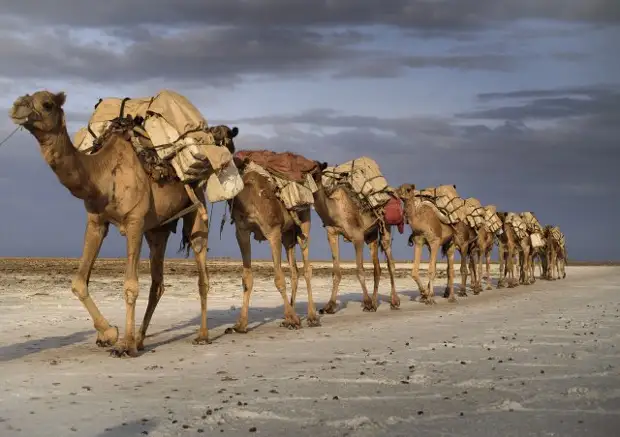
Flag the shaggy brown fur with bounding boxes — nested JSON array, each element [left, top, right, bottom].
[[10, 91, 238, 357]]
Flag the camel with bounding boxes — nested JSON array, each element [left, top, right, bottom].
[[395, 183, 472, 304], [10, 90, 239, 357], [468, 225, 496, 293], [310, 170, 401, 313], [225, 157, 323, 332], [518, 212, 543, 285], [449, 221, 479, 297], [496, 212, 520, 288], [543, 225, 567, 280]]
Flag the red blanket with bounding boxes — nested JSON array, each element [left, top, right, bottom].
[[235, 149, 319, 182], [384, 195, 404, 234]]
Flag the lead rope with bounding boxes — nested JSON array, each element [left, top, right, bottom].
[[0, 126, 21, 148]]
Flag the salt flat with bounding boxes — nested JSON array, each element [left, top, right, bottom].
[[0, 261, 618, 436]]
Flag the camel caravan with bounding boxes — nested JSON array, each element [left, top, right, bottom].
[[8, 89, 568, 357]]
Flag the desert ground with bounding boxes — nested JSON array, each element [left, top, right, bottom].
[[0, 258, 619, 437]]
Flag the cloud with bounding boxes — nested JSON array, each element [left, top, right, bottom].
[[1, 1, 618, 29], [459, 84, 620, 121]]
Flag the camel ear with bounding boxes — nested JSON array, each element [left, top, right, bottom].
[[453, 184, 457, 189], [230, 126, 239, 138], [54, 92, 66, 107]]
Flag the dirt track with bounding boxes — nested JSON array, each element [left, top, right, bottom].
[[0, 260, 619, 436]]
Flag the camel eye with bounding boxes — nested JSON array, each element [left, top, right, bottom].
[[42, 101, 53, 111]]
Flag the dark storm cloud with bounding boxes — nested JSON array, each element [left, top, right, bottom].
[[1, 0, 618, 29], [0, 25, 548, 85], [459, 85, 620, 121], [0, 27, 365, 84], [231, 100, 620, 260]]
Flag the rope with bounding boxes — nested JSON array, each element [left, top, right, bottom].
[[0, 126, 22, 149]]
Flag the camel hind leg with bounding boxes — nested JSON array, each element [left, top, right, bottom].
[[353, 238, 374, 312], [136, 227, 171, 350], [380, 226, 400, 310], [368, 239, 381, 311], [268, 229, 301, 329]]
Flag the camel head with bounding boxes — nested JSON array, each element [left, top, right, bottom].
[[310, 161, 329, 184], [10, 91, 67, 133], [207, 125, 239, 154], [395, 183, 416, 201], [496, 211, 507, 222]]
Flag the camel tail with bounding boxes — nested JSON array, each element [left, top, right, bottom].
[[178, 230, 192, 258], [441, 236, 454, 259]]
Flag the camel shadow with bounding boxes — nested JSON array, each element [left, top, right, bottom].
[[94, 419, 157, 437], [0, 329, 93, 363]]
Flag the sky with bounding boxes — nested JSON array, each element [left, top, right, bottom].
[[0, 1, 618, 262]]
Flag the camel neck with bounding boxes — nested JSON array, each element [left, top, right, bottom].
[[34, 126, 97, 200]]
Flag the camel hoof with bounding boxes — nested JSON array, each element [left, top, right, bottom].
[[96, 326, 119, 347], [362, 304, 377, 312], [319, 302, 337, 315], [457, 292, 468, 298], [497, 283, 505, 289], [109, 344, 138, 358], [390, 298, 401, 310], [307, 317, 321, 327], [508, 283, 517, 289], [448, 296, 457, 303], [192, 337, 211, 345], [362, 298, 376, 312], [280, 317, 301, 330], [423, 297, 436, 306], [563, 273, 566, 279], [225, 324, 248, 334], [486, 285, 493, 291]]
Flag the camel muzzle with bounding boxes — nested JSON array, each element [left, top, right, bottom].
[[9, 96, 34, 126]]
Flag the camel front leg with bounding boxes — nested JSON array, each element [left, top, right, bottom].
[[320, 227, 341, 314], [444, 244, 457, 303], [353, 239, 374, 312], [497, 241, 506, 288], [269, 231, 301, 329], [469, 248, 481, 294], [381, 228, 400, 310], [298, 214, 319, 326], [485, 249, 493, 290], [136, 228, 170, 350], [458, 247, 469, 297], [411, 239, 427, 300], [188, 211, 210, 344], [285, 243, 299, 307], [507, 246, 518, 288], [424, 243, 440, 305], [111, 219, 144, 358], [228, 226, 253, 333], [71, 213, 118, 348]]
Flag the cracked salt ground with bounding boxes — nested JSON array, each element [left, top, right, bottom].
[[0, 264, 619, 436]]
